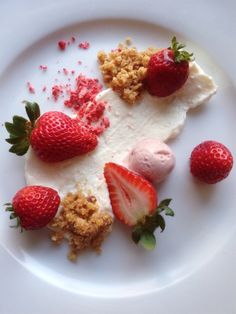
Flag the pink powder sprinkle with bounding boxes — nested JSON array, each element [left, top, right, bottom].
[[39, 65, 48, 71], [71, 70, 75, 75], [78, 41, 90, 49], [58, 40, 67, 51], [77, 60, 82, 65], [42, 86, 47, 92], [63, 68, 69, 75], [27, 82, 35, 94], [71, 36, 76, 43]]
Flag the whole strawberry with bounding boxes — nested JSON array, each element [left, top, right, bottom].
[[190, 141, 233, 184], [5, 101, 98, 162], [104, 162, 174, 250], [146, 37, 193, 97], [5, 185, 60, 230]]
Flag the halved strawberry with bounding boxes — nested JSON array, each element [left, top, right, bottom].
[[104, 162, 174, 250], [104, 162, 157, 226]]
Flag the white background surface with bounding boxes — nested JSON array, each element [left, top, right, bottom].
[[0, 1, 236, 313]]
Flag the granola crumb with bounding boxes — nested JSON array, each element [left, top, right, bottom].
[[49, 190, 113, 261], [97, 45, 156, 104]]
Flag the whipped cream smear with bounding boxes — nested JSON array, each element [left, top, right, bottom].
[[25, 62, 217, 213]]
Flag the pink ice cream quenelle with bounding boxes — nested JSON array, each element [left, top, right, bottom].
[[127, 139, 175, 184]]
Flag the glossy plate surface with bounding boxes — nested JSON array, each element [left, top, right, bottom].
[[0, 1, 236, 313]]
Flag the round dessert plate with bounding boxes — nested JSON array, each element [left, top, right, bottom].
[[0, 1, 236, 313]]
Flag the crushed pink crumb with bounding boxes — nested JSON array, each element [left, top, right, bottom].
[[39, 65, 48, 71], [52, 85, 63, 101], [63, 68, 69, 75], [78, 41, 90, 49], [71, 70, 75, 75], [64, 75, 109, 135], [27, 82, 35, 94], [71, 36, 76, 43], [58, 40, 67, 51], [102, 116, 110, 128], [42, 86, 47, 92], [77, 60, 82, 65]]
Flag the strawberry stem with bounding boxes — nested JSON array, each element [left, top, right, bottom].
[[170, 36, 194, 63]]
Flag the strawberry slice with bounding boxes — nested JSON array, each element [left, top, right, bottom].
[[104, 162, 157, 226], [104, 162, 174, 250]]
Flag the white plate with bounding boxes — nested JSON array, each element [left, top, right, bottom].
[[0, 1, 236, 313]]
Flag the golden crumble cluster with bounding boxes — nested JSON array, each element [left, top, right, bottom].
[[98, 44, 156, 104], [49, 190, 113, 261]]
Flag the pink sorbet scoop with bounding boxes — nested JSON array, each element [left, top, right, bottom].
[[127, 139, 175, 184]]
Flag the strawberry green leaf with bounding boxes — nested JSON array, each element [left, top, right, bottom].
[[132, 198, 174, 250], [139, 231, 156, 250], [9, 139, 29, 156], [5, 206, 13, 212], [4, 204, 22, 231], [170, 36, 194, 63], [158, 198, 172, 209], [5, 122, 26, 137], [164, 207, 175, 217], [10, 213, 17, 220], [154, 214, 166, 232], [142, 214, 160, 233], [12, 115, 28, 131], [157, 199, 174, 217], [4, 101, 40, 157], [23, 101, 40, 126], [132, 225, 143, 244], [6, 137, 25, 144]]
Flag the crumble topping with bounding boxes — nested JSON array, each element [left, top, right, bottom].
[[98, 44, 156, 104], [49, 190, 113, 261]]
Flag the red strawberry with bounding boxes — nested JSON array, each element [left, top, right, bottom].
[[190, 140, 234, 184], [104, 162, 174, 250], [5, 185, 60, 230], [5, 101, 98, 162], [146, 37, 193, 97]]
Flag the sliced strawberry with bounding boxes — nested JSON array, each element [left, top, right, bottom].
[[104, 162, 174, 250], [104, 162, 157, 226]]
